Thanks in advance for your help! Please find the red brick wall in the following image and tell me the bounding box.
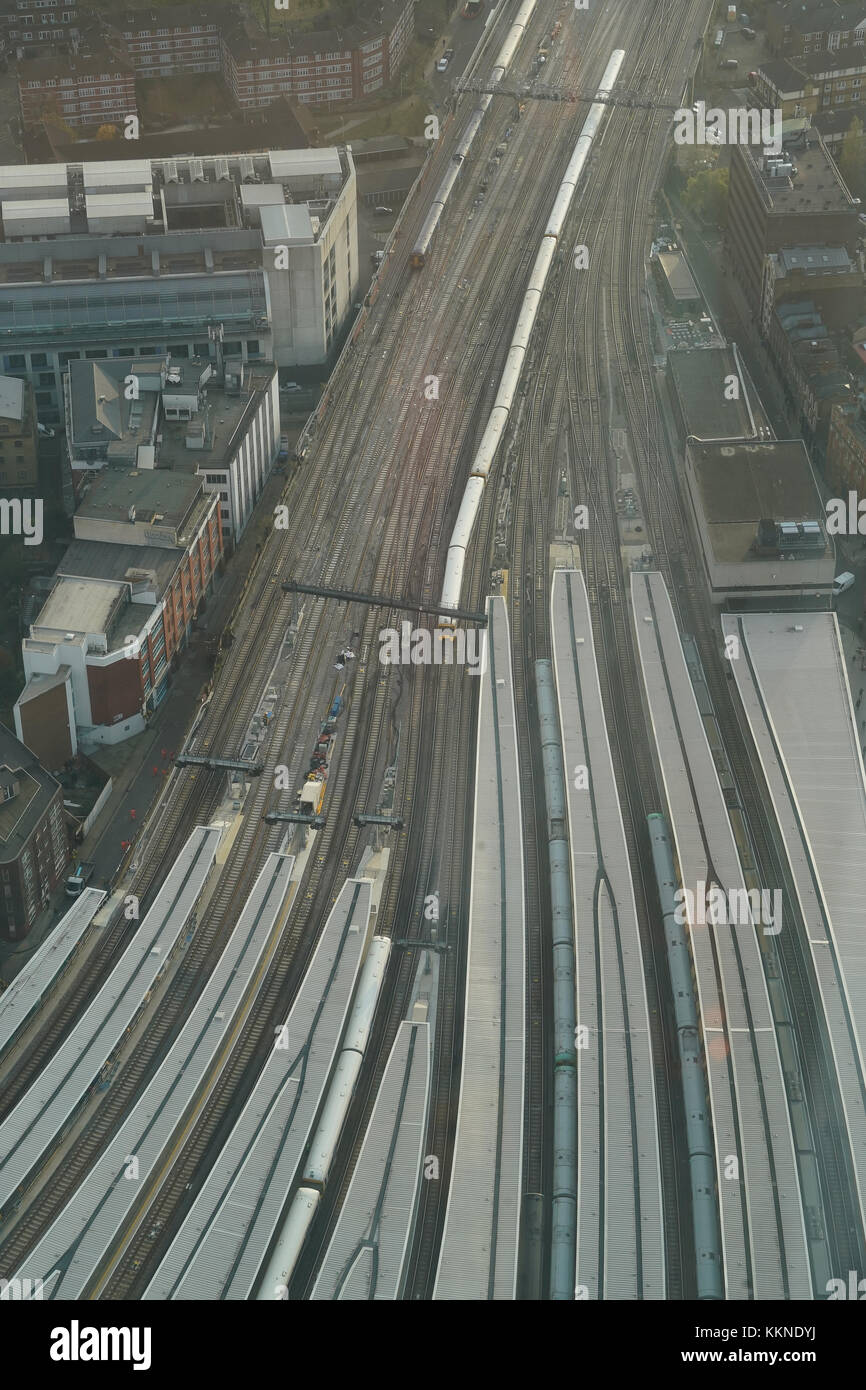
[87,656,143,727]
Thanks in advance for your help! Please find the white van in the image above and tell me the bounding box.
[833,571,855,596]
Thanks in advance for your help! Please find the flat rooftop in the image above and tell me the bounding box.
[34,577,128,639]
[668,347,761,441]
[76,466,203,531]
[738,130,858,217]
[0,149,348,246]
[656,249,700,301]
[59,538,183,601]
[157,364,276,473]
[687,438,827,565]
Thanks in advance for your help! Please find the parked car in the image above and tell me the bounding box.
[437,49,454,72]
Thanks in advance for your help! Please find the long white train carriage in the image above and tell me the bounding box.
[437,48,627,629]
[410,0,540,268]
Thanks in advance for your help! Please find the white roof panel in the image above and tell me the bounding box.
[0,164,67,195]
[83,159,152,186]
[239,183,285,208]
[85,190,153,214]
[2,198,69,219]
[259,203,314,245]
[268,148,341,179]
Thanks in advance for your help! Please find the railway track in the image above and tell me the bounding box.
[8,0,572,1292]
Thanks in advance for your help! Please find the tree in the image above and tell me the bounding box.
[838,116,866,201]
[682,167,729,226]
[96,124,120,140]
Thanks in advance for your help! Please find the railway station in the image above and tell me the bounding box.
[434,596,526,1301]
[631,572,813,1299]
[3,0,865,1332]
[0,825,221,1222]
[0,887,104,1066]
[310,1012,431,1301]
[722,611,866,1251]
[549,569,665,1300]
[143,877,373,1301]
[2,853,297,1300]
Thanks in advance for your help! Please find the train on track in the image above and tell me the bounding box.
[647,811,724,1300]
[410,0,540,270]
[436,48,626,629]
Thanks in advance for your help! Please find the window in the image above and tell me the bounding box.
[31,351,48,367]
[35,390,51,404]
[5,354,25,369]
[85,349,107,359]
[38,372,55,385]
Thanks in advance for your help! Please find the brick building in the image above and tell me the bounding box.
[0,0,81,63]
[726,130,861,311]
[0,721,68,940]
[18,46,137,129]
[15,0,416,126]
[112,3,225,78]
[63,353,280,549]
[827,395,866,489]
[767,1,866,58]
[15,468,223,747]
[753,45,866,119]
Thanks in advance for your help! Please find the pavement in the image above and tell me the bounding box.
[0,465,288,985]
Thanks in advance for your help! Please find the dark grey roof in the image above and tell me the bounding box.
[0,722,60,866]
[59,537,183,599]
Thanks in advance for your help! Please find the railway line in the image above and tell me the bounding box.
[497,0,713,1298]
[3,0,586,1297]
[5,0,861,1303]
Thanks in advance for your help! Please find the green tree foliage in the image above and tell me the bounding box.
[838,116,866,202]
[682,166,729,226]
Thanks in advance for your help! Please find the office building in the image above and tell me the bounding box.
[0,147,358,427]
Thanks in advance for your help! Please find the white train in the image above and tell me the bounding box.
[411,0,540,268]
[438,48,627,627]
[255,936,392,1300]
